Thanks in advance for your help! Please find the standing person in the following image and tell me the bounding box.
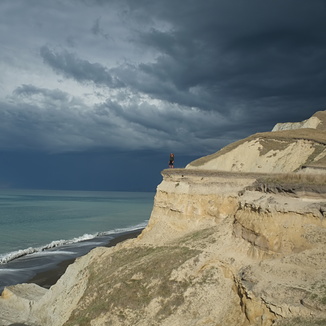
[169,153,174,168]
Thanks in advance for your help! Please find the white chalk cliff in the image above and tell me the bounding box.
[1,111,326,326]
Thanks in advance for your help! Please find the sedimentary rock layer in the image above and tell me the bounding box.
[1,169,325,326]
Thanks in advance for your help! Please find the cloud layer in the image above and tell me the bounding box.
[1,0,326,158]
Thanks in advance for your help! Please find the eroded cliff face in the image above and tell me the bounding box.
[187,135,326,173]
[1,169,325,326]
[1,111,326,326]
[187,110,326,174]
[139,170,326,325]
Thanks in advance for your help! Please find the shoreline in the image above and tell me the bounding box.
[27,229,143,289]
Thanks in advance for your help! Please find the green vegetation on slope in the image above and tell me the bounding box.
[64,245,200,326]
[256,173,326,186]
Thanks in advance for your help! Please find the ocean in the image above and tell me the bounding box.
[0,189,154,292]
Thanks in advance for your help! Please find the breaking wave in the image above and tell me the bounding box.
[0,221,147,264]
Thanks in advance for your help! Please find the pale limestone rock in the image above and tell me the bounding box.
[272,116,321,131]
[0,283,47,325]
[272,110,326,132]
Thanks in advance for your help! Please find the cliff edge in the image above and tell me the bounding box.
[187,110,326,174]
[1,111,326,326]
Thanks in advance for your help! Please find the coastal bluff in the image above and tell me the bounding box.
[1,111,326,326]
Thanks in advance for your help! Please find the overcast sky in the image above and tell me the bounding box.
[0,0,325,191]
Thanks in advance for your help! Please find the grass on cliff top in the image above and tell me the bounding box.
[64,245,200,326]
[189,128,326,168]
[256,172,326,187]
[313,110,326,129]
[163,168,326,187]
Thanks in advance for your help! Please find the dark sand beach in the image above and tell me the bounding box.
[27,229,143,289]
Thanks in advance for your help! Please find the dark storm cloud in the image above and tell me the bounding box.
[40,46,124,88]
[91,17,101,36]
[0,86,93,152]
[0,0,326,190]
[34,0,325,155]
[4,83,220,155]
[14,84,70,102]
[1,0,326,192]
[129,0,326,110]
[59,0,326,127]
[96,95,239,155]
[91,17,110,39]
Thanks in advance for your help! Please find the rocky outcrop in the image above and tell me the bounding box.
[138,169,326,325]
[1,111,326,326]
[187,110,326,174]
[272,110,326,131]
[0,283,47,325]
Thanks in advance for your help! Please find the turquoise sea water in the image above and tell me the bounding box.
[0,189,154,290]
